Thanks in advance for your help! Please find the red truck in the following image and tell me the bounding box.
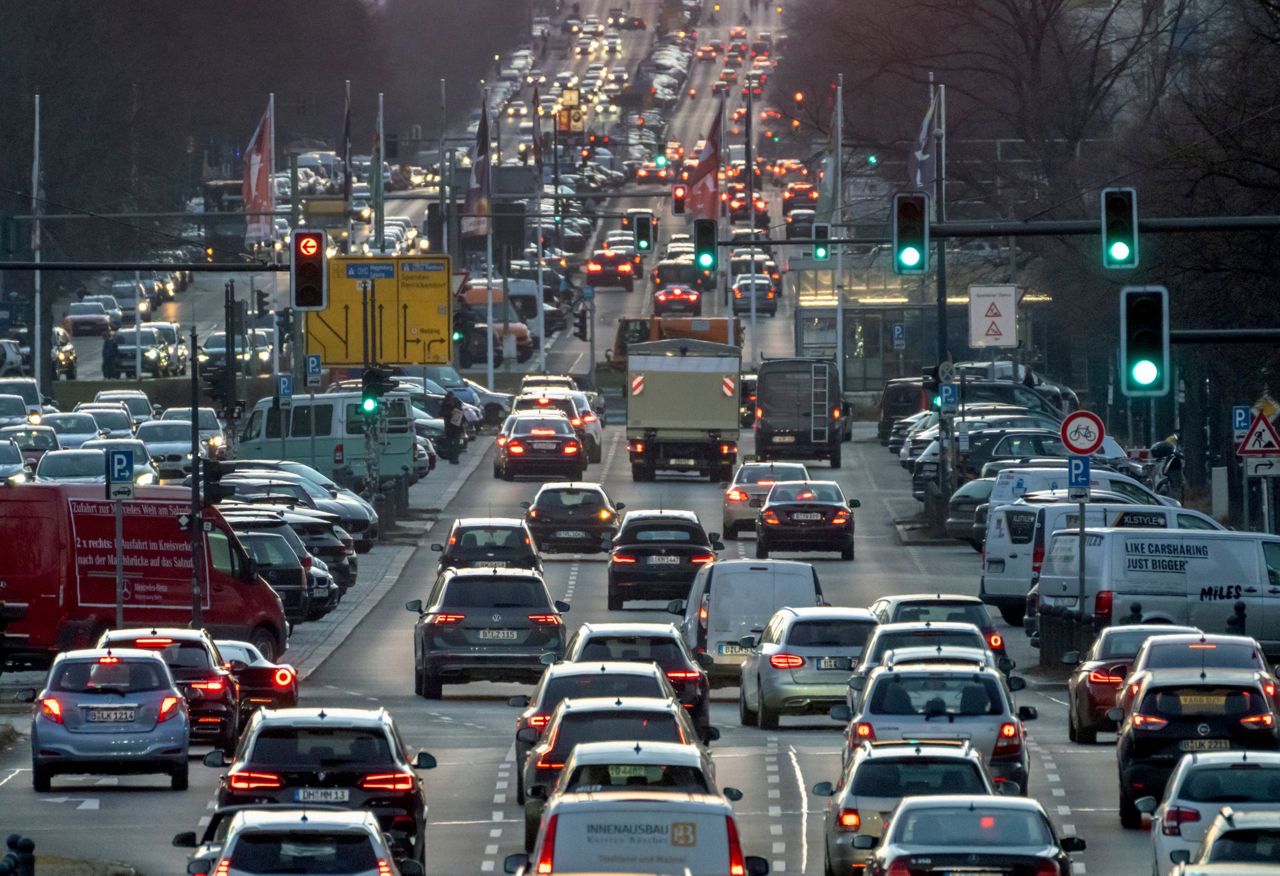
[0,484,287,670]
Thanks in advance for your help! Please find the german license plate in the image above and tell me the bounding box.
[670,458,697,466]
[295,788,350,803]
[794,512,823,521]
[647,555,680,564]
[608,764,649,779]
[474,561,508,568]
[772,435,795,443]
[818,657,850,671]
[749,498,763,507]
[87,708,135,722]
[718,643,750,656]
[532,442,557,450]
[556,530,586,538]
[479,629,519,640]
[1180,739,1230,752]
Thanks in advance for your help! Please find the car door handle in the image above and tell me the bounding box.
[1008,554,1017,559]
[1269,589,1280,595]
[1244,587,1259,594]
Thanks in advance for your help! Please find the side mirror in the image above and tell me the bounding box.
[996,781,1022,796]
[1060,836,1086,853]
[539,652,558,666]
[848,499,861,509]
[171,831,198,848]
[400,862,425,876]
[694,652,714,669]
[1106,707,1125,723]
[555,600,571,613]
[516,727,541,745]
[1170,850,1190,865]
[1007,676,1027,692]
[707,532,722,543]
[706,726,721,742]
[504,853,529,875]
[847,676,865,692]
[745,857,769,876]
[16,688,36,703]
[202,750,228,768]
[666,599,686,616]
[738,635,758,649]
[509,695,531,708]
[614,502,625,510]
[1018,705,1038,721]
[812,781,835,797]
[188,862,212,876]
[829,703,852,723]
[723,786,743,801]
[711,540,725,551]
[430,544,444,552]
[1060,650,1080,666]
[1134,796,1157,814]
[997,656,1015,675]
[405,599,423,614]
[520,500,532,510]
[851,835,877,850]
[412,751,437,770]
[527,784,548,800]
[227,659,249,673]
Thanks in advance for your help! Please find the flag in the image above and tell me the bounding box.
[686,98,721,220]
[908,87,938,193]
[242,103,274,246]
[462,102,492,237]
[530,88,544,178]
[341,85,352,206]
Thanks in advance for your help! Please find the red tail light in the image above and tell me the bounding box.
[1241,712,1276,728]
[530,428,556,437]
[528,614,562,625]
[273,668,295,688]
[994,721,1022,756]
[536,814,558,874]
[666,670,701,681]
[360,772,415,791]
[618,263,633,274]
[582,413,597,423]
[301,555,313,570]
[229,770,282,790]
[762,510,780,525]
[98,655,120,664]
[158,695,182,722]
[562,443,579,455]
[769,653,805,669]
[376,860,392,876]
[1089,670,1124,686]
[333,443,344,464]
[726,488,748,503]
[832,512,849,525]
[1031,543,1045,574]
[587,262,603,273]
[610,551,638,564]
[836,808,861,831]
[1094,589,1113,620]
[508,442,526,455]
[1133,713,1168,730]
[726,816,746,876]
[134,637,175,647]
[656,292,668,302]
[699,597,709,627]
[190,680,225,694]
[570,417,582,427]
[1162,805,1201,836]
[719,443,736,455]
[987,632,1004,651]
[527,714,550,729]
[886,858,912,876]
[432,613,465,625]
[1032,863,1059,876]
[690,552,715,565]
[688,291,700,300]
[854,722,875,741]
[39,697,63,724]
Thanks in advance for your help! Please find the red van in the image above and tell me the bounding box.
[0,484,287,668]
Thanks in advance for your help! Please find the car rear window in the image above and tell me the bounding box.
[550,712,684,758]
[786,620,875,650]
[869,675,1004,717]
[893,603,991,629]
[537,488,604,510]
[576,636,686,667]
[516,397,576,419]
[1144,642,1264,670]
[565,762,709,793]
[230,832,376,874]
[249,727,392,766]
[515,419,572,437]
[1004,509,1037,544]
[737,465,807,485]
[1207,828,1280,863]
[452,526,529,552]
[872,630,984,661]
[121,640,214,671]
[50,660,167,693]
[892,806,1053,847]
[543,673,665,709]
[440,578,549,608]
[769,483,843,503]
[624,523,703,543]
[851,758,987,797]
[1179,764,1280,804]
[1141,686,1267,717]
[1098,628,1194,659]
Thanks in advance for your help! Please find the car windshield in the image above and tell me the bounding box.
[868,675,1004,717]
[2,429,56,450]
[98,395,150,417]
[216,642,266,666]
[787,620,875,650]
[893,602,990,628]
[242,534,301,567]
[549,712,683,758]
[892,806,1053,847]
[1179,765,1280,804]
[0,382,40,406]
[249,727,393,766]
[137,422,189,442]
[149,324,177,344]
[769,483,843,503]
[119,329,161,346]
[229,832,378,874]
[1098,629,1193,659]
[1207,828,1280,863]
[564,763,709,793]
[451,526,529,555]
[1141,686,1267,717]
[0,396,25,417]
[49,659,167,694]
[85,410,131,431]
[162,408,220,430]
[542,673,665,710]
[1144,642,1264,670]
[850,758,987,797]
[69,303,104,315]
[624,523,704,543]
[0,442,20,464]
[576,636,686,668]
[44,414,97,434]
[439,578,548,608]
[37,452,103,478]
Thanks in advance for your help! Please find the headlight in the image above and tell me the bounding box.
[258,350,270,361]
[197,352,209,362]
[237,352,250,360]
[185,452,194,460]
[135,472,156,485]
[27,413,41,425]
[7,472,27,486]
[144,349,159,359]
[208,435,225,447]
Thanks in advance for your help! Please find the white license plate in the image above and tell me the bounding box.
[647,555,680,564]
[793,512,823,521]
[1180,739,1231,752]
[474,561,508,568]
[718,643,750,656]
[87,708,135,723]
[772,435,795,443]
[479,629,520,640]
[555,530,587,538]
[818,657,850,671]
[295,788,350,803]
[670,458,697,466]
[532,442,557,450]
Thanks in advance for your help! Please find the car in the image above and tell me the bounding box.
[813,740,1003,874]
[584,248,636,290]
[652,283,703,316]
[738,607,878,729]
[508,661,677,802]
[236,530,311,623]
[562,622,713,743]
[93,389,156,424]
[75,403,136,438]
[1112,670,1280,828]
[0,424,60,466]
[62,301,112,336]
[731,273,777,316]
[606,510,720,610]
[41,412,104,449]
[221,512,338,620]
[135,419,195,479]
[1062,624,1200,743]
[0,439,30,484]
[0,394,29,429]
[1117,633,1278,715]
[496,414,586,481]
[197,332,257,376]
[215,639,298,720]
[207,707,436,864]
[34,448,108,484]
[523,482,622,554]
[1166,807,1280,873]
[26,647,189,791]
[846,621,998,711]
[223,472,376,545]
[142,321,190,375]
[171,803,351,874]
[721,461,810,537]
[432,517,541,572]
[857,795,1084,875]
[219,459,380,550]
[110,326,172,378]
[97,627,241,752]
[869,593,1007,660]
[405,568,569,699]
[511,392,599,459]
[160,406,227,455]
[755,479,859,559]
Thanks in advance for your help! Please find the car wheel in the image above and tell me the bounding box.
[524,809,539,852]
[171,762,189,791]
[724,522,738,541]
[841,542,854,561]
[516,770,525,805]
[756,539,769,559]
[413,662,424,696]
[502,466,514,482]
[421,671,443,700]
[1067,707,1078,742]
[824,847,838,876]
[756,680,779,730]
[32,764,52,792]
[738,689,757,726]
[250,627,280,662]
[1119,788,1142,829]
[1076,716,1098,745]
[999,605,1026,626]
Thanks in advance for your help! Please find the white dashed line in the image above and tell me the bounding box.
[788,746,809,874]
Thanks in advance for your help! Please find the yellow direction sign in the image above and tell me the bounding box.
[306,255,453,367]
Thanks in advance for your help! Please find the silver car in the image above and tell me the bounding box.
[721,461,809,537]
[135,420,195,479]
[42,412,104,449]
[27,647,189,790]
[846,621,994,712]
[737,607,878,729]
[34,449,108,484]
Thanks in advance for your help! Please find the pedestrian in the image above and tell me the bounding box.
[440,390,464,464]
[102,330,118,380]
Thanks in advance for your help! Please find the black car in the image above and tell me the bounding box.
[433,517,541,573]
[652,284,703,316]
[756,480,859,560]
[215,639,299,722]
[222,510,339,620]
[110,327,173,379]
[739,373,757,427]
[606,510,720,610]
[523,482,622,554]
[1111,670,1280,828]
[223,472,376,544]
[236,531,310,624]
[497,415,585,481]
[563,621,713,743]
[207,707,437,864]
[226,504,358,590]
[405,569,570,699]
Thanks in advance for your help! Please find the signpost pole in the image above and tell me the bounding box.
[309,391,316,468]
[105,449,135,629]
[115,497,124,628]
[1062,412,1105,620]
[190,327,203,629]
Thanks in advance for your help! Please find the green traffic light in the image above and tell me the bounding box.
[1131,359,1158,386]
[1109,240,1131,263]
[638,239,649,249]
[867,154,879,166]
[898,245,922,268]
[655,154,668,168]
[814,246,828,259]
[360,396,378,413]
[932,395,941,408]
[697,252,714,269]
[450,330,464,342]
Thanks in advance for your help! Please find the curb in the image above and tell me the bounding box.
[893,522,959,547]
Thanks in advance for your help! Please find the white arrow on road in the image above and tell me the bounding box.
[41,796,100,810]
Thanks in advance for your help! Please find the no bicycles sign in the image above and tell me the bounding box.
[1061,410,1105,456]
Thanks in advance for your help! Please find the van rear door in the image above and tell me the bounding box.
[550,806,729,874]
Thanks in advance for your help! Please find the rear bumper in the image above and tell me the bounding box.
[758,524,852,548]
[758,677,848,714]
[506,457,584,477]
[608,567,697,599]
[529,523,614,552]
[422,649,560,683]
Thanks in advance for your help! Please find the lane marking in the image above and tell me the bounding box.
[788,745,809,874]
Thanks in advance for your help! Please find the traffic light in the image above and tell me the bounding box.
[655,153,668,169]
[291,230,328,310]
[633,212,654,253]
[693,219,717,271]
[1100,187,1139,269]
[574,308,589,341]
[672,184,687,215]
[360,366,397,414]
[921,365,941,409]
[1119,285,1169,397]
[892,192,929,275]
[255,288,270,317]
[200,457,234,505]
[813,223,831,261]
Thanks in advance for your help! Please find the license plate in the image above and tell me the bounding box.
[986,559,1005,573]
[772,435,795,443]
[479,629,519,640]
[793,512,823,521]
[670,458,697,466]
[474,561,508,568]
[818,657,850,671]
[749,498,763,507]
[87,708,135,722]
[295,788,350,803]
[648,555,680,564]
[555,530,587,538]
[718,643,750,656]
[607,764,649,779]
[1180,739,1230,752]
[532,442,557,450]
[1180,695,1226,707]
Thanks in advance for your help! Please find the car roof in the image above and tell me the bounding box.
[1141,669,1267,688]
[228,808,381,832]
[537,481,608,493]
[1099,624,1200,638]
[873,621,984,635]
[454,517,526,528]
[547,790,731,811]
[578,622,681,638]
[1206,809,1280,828]
[895,794,1046,813]
[869,662,1003,679]
[254,707,391,728]
[854,739,982,762]
[546,661,665,678]
[57,647,167,663]
[441,567,545,582]
[100,627,208,643]
[777,606,876,623]
[879,593,984,606]
[566,740,704,767]
[1141,633,1260,649]
[1173,750,1280,769]
[621,509,700,524]
[555,696,680,714]
[883,646,991,666]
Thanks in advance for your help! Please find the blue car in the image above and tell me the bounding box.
[29,648,190,791]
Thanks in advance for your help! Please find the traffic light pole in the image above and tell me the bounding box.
[190,326,204,629]
[745,85,757,365]
[224,280,237,429]
[932,83,951,536]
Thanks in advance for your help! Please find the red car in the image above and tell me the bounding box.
[62,302,112,336]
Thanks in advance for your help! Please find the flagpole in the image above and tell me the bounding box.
[834,74,844,397]
[744,84,757,366]
[345,80,353,254]
[934,76,948,365]
[718,94,729,339]
[269,92,276,174]
[32,93,42,392]
[439,78,448,258]
[484,90,495,388]
[375,92,386,253]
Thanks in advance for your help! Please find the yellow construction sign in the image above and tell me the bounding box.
[306,254,453,367]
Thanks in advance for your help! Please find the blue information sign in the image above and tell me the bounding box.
[1068,455,1091,492]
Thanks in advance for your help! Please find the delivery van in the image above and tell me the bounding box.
[1037,527,1280,654]
[508,791,768,876]
[237,391,415,488]
[671,559,823,687]
[0,484,287,668]
[981,502,1224,623]
[988,466,1176,508]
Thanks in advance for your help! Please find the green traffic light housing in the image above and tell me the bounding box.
[892,192,929,275]
[813,223,831,261]
[693,218,718,272]
[655,154,668,168]
[1119,285,1169,397]
[1101,187,1139,269]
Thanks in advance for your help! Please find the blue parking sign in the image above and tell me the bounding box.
[1068,455,1091,494]
[108,449,133,484]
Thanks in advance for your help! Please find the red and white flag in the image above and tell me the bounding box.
[686,101,721,220]
[242,101,274,246]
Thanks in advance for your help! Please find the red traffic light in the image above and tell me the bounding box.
[672,184,688,215]
[297,236,319,257]
[291,230,328,311]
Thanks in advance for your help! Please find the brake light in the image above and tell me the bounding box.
[1162,805,1201,836]
[726,816,746,876]
[756,406,762,419]
[832,407,841,419]
[570,417,583,427]
[656,292,668,302]
[1133,713,1168,730]
[536,814,558,874]
[1267,682,1276,698]
[563,443,579,455]
[333,443,344,464]
[837,808,861,831]
[667,670,701,681]
[994,721,1022,756]
[610,552,638,564]
[690,552,715,565]
[618,263,633,273]
[528,614,562,625]
[832,512,849,525]
[719,443,736,455]
[360,772,415,791]
[1089,670,1124,686]
[530,428,556,437]
[301,555,313,570]
[587,262,603,273]
[432,613,465,625]
[39,697,63,724]
[1094,589,1113,620]
[598,509,612,520]
[769,653,805,669]
[273,668,294,688]
[1032,543,1045,574]
[763,510,780,525]
[158,695,182,722]
[1241,712,1275,728]
[854,722,875,741]
[582,413,597,423]
[1031,862,1059,876]
[886,860,912,876]
[508,442,526,455]
[133,637,174,647]
[987,631,1004,651]
[377,860,393,876]
[688,291,700,300]
[726,488,748,502]
[527,714,550,729]
[229,770,283,790]
[191,680,225,694]
[629,440,645,453]
[699,597,709,627]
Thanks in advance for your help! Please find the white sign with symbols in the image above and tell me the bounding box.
[968,285,1017,349]
[106,449,134,501]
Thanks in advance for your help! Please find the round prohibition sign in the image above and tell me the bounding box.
[1061,410,1105,455]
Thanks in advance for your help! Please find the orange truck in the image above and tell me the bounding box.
[457,281,534,363]
[604,316,746,369]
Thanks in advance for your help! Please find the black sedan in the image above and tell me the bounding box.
[756,480,859,560]
[523,482,623,554]
[215,638,299,722]
[652,284,703,316]
[606,510,721,610]
[432,517,542,573]
[496,415,585,481]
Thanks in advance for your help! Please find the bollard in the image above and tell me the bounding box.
[395,475,409,517]
[13,838,32,876]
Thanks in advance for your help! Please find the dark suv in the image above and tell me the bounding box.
[1112,670,1280,828]
[607,510,720,609]
[433,517,541,573]
[207,707,437,864]
[523,482,623,553]
[405,569,569,698]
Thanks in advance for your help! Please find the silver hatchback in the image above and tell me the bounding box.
[28,648,189,791]
[721,461,809,537]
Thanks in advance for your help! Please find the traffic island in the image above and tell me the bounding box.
[893,516,961,546]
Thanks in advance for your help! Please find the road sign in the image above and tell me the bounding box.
[1237,412,1280,456]
[1068,455,1091,499]
[940,382,959,415]
[106,449,134,501]
[278,374,294,409]
[892,323,906,351]
[1061,410,1105,456]
[583,284,596,301]
[1247,458,1280,477]
[968,285,1017,349]
[305,354,323,389]
[307,254,453,367]
[938,361,956,384]
[1234,405,1252,443]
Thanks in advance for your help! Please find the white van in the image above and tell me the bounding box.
[1038,527,1280,653]
[981,502,1224,624]
[670,559,823,687]
[989,466,1176,508]
[508,792,767,876]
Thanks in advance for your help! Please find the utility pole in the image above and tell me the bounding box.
[834,74,845,392]
[31,93,42,392]
[744,84,757,364]
[189,326,203,629]
[224,280,236,427]
[375,92,386,253]
[439,78,449,257]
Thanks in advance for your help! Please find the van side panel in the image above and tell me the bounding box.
[551,809,730,874]
[0,488,70,665]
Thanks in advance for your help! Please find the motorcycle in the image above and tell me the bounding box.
[1148,434,1184,497]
